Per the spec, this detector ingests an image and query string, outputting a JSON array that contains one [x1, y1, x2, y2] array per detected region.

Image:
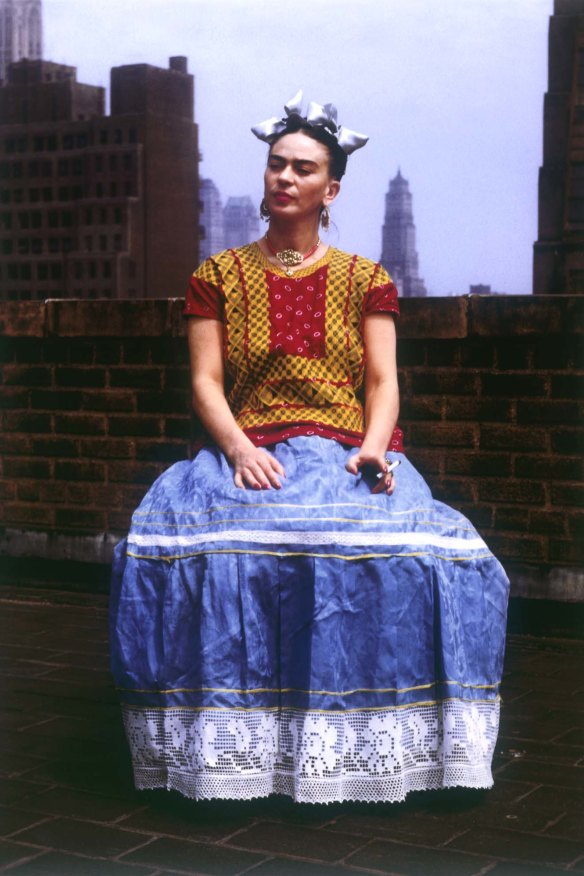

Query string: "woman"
[[110, 92, 509, 804]]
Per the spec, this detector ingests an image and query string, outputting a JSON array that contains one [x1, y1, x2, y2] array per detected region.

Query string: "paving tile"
[[0, 779, 52, 807], [240, 859, 340, 875], [121, 836, 267, 875], [0, 806, 51, 838], [544, 811, 584, 842], [496, 737, 584, 766], [447, 826, 584, 867], [523, 785, 584, 814], [0, 840, 43, 870], [486, 863, 581, 875], [12, 786, 146, 823], [13, 817, 153, 858], [0, 751, 49, 778], [495, 759, 584, 789], [344, 839, 493, 875], [117, 799, 255, 843], [4, 850, 160, 874], [225, 822, 366, 863]]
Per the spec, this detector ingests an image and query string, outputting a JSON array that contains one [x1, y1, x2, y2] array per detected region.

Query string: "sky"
[[44, 0, 551, 295]]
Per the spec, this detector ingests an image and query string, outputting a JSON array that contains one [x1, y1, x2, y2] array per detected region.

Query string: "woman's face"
[[264, 131, 340, 223]]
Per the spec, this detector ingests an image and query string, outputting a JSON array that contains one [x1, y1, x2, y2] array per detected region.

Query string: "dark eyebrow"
[[268, 153, 319, 170]]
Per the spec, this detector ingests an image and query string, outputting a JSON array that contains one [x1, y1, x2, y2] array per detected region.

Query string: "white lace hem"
[[122, 701, 499, 804]]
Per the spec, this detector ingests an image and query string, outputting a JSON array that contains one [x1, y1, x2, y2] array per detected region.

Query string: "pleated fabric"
[[110, 437, 509, 803]]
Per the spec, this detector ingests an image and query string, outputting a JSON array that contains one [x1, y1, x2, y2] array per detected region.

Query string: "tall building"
[[0, 0, 42, 84], [0, 56, 199, 299], [199, 178, 225, 263], [533, 0, 584, 294], [223, 196, 259, 249], [380, 170, 427, 297], [380, 170, 427, 298]]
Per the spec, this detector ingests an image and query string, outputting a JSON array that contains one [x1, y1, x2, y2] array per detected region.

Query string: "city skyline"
[[42, 0, 550, 295]]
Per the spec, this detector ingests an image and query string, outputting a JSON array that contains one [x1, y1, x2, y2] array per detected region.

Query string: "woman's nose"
[[277, 165, 293, 184]]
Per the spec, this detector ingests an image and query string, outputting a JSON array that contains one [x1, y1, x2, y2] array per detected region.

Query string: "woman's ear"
[[324, 179, 341, 206]]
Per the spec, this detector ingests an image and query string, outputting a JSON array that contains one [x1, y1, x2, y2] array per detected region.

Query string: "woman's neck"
[[265, 218, 320, 254]]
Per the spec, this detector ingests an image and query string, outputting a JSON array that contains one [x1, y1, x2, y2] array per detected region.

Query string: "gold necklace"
[[265, 234, 320, 277]]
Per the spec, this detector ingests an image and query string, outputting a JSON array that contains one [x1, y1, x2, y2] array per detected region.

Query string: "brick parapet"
[[1, 296, 583, 600]]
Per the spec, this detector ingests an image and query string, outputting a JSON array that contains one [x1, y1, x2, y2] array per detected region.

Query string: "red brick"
[[0, 434, 33, 454], [412, 371, 478, 395], [461, 340, 494, 368], [396, 339, 426, 366], [108, 416, 162, 437], [165, 367, 190, 390], [150, 337, 190, 365], [517, 400, 581, 425], [409, 423, 477, 448], [481, 425, 549, 452], [94, 339, 122, 364], [550, 427, 584, 455], [108, 461, 165, 484], [3, 365, 52, 387], [485, 533, 546, 562], [108, 509, 134, 531], [494, 507, 530, 530], [495, 339, 532, 370], [0, 300, 44, 336], [32, 438, 79, 458], [66, 483, 98, 504], [405, 448, 443, 475], [3, 458, 52, 479], [431, 478, 476, 503], [79, 438, 136, 459], [31, 389, 83, 411], [0, 481, 17, 501], [39, 482, 68, 503], [55, 367, 106, 388], [55, 460, 106, 482], [444, 452, 511, 477], [515, 455, 581, 480], [533, 335, 581, 369], [551, 375, 584, 398], [109, 367, 163, 389], [3, 411, 52, 432], [135, 441, 188, 463], [426, 340, 461, 367], [0, 387, 30, 409], [17, 481, 40, 501], [400, 398, 443, 421], [80, 390, 135, 412], [550, 483, 584, 507], [478, 479, 545, 504], [481, 374, 547, 397], [549, 538, 584, 564], [122, 338, 152, 364], [4, 503, 54, 526], [54, 414, 106, 436], [55, 507, 107, 529], [136, 389, 189, 414], [399, 297, 468, 339], [529, 510, 567, 535], [456, 502, 493, 529], [165, 416, 191, 440], [445, 398, 513, 422]]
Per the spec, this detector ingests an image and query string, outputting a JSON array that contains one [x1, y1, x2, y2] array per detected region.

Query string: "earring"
[[320, 206, 330, 231], [260, 198, 270, 220]]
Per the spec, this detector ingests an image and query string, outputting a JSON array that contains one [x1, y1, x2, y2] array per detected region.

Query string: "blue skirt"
[[110, 436, 509, 803]]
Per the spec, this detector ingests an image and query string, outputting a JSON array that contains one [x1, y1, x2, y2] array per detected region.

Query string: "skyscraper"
[[0, 0, 42, 84], [380, 170, 427, 297], [199, 178, 225, 263], [533, 0, 584, 294], [0, 56, 199, 299], [223, 196, 259, 250]]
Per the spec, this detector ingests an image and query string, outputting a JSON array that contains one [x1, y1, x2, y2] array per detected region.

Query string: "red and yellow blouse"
[[184, 244, 403, 452]]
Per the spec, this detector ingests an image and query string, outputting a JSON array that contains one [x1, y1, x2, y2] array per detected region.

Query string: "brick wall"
[[1, 296, 583, 600]]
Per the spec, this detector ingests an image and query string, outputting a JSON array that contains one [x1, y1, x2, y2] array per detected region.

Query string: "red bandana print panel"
[[268, 268, 327, 359]]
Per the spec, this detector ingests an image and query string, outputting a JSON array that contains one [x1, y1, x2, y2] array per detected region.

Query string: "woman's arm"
[[345, 314, 400, 494], [187, 318, 285, 489]]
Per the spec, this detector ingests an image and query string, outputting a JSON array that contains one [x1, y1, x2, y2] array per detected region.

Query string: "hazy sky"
[[45, 0, 551, 295]]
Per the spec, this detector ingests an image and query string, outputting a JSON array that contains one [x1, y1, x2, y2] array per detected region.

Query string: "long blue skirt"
[[110, 436, 509, 804]]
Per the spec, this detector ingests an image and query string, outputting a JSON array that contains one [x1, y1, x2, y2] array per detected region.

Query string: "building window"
[[85, 208, 93, 224], [114, 207, 122, 224], [110, 182, 117, 197], [89, 261, 97, 278], [63, 134, 74, 150], [109, 154, 118, 172], [75, 262, 83, 279], [95, 155, 103, 172], [46, 135, 57, 151], [17, 138, 27, 153], [13, 190, 23, 203], [113, 233, 122, 251], [129, 128, 137, 143], [42, 161, 52, 177], [103, 261, 112, 278], [99, 207, 107, 224], [49, 238, 59, 253], [85, 236, 93, 252], [72, 157, 84, 175], [58, 186, 70, 200], [31, 238, 42, 254], [124, 181, 134, 197], [29, 188, 40, 202], [28, 161, 39, 177], [33, 136, 44, 152], [13, 162, 23, 178], [0, 213, 12, 229], [63, 238, 73, 253], [8, 264, 18, 279], [18, 239, 29, 255], [21, 264, 32, 280], [42, 188, 53, 202], [18, 213, 30, 229], [0, 190, 11, 203], [38, 264, 49, 280], [96, 183, 103, 198], [48, 211, 59, 228], [100, 130, 108, 145], [114, 129, 123, 144], [31, 211, 42, 228], [76, 134, 88, 149], [61, 211, 73, 227], [58, 159, 69, 176], [1, 240, 13, 254], [50, 264, 62, 280], [99, 234, 107, 251]]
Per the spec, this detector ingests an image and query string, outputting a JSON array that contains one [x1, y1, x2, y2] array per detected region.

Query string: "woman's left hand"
[[345, 449, 397, 495]]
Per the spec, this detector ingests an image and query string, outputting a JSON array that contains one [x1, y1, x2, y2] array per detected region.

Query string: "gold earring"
[[260, 198, 270, 220], [320, 206, 330, 231]]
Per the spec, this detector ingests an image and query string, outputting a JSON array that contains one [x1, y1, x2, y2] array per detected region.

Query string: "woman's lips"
[[273, 192, 293, 204]]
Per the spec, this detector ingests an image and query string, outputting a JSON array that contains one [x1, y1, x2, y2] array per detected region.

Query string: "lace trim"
[[122, 701, 499, 804]]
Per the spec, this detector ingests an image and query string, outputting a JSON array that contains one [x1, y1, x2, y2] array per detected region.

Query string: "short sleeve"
[[364, 264, 400, 317], [183, 258, 224, 320]]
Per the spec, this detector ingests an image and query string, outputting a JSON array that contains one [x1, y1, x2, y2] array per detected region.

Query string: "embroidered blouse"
[[184, 244, 403, 452]]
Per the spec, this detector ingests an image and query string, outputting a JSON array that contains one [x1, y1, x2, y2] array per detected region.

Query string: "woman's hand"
[[230, 445, 285, 490], [345, 448, 396, 495]]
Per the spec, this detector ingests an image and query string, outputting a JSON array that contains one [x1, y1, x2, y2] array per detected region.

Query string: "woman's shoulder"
[[329, 248, 394, 287], [194, 243, 259, 282]]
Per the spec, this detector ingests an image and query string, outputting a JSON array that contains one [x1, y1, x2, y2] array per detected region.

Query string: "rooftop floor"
[[0, 587, 583, 876]]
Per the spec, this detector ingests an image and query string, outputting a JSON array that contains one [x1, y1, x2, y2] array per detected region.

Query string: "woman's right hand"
[[230, 445, 285, 490]]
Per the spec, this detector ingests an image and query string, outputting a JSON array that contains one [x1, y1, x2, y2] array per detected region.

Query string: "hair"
[[269, 116, 348, 180]]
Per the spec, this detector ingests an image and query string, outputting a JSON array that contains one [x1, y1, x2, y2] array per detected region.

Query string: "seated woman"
[[110, 91, 509, 804]]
